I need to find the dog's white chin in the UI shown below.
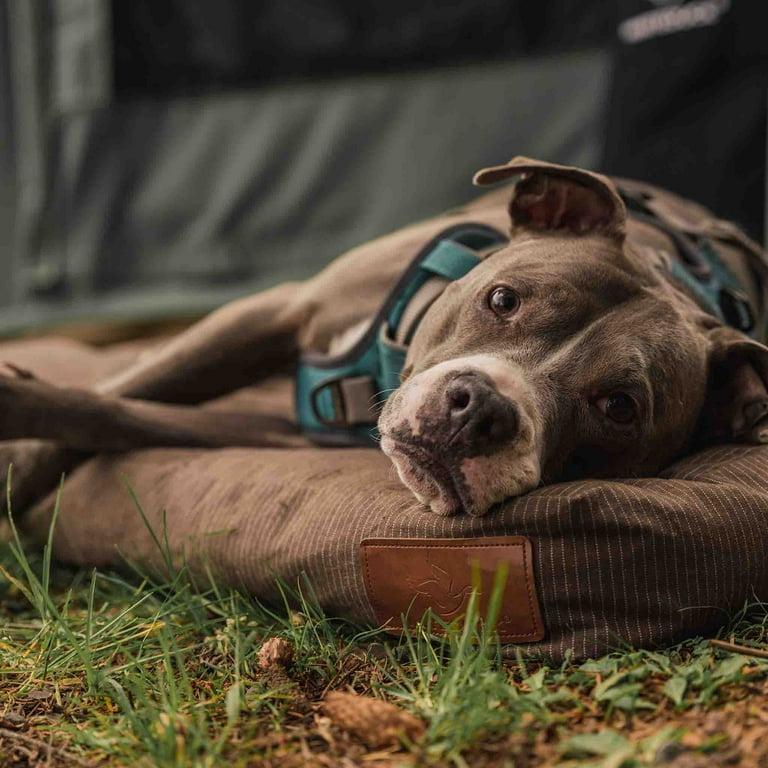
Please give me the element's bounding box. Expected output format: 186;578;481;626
457;453;541;515
381;436;541;516
386;451;462;515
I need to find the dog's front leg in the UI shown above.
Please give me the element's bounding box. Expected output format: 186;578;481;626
98;281;311;402
2;281;313;512
0;372;304;450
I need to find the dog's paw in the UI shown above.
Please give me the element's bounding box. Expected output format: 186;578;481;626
0;362;36;380
0;364;46;412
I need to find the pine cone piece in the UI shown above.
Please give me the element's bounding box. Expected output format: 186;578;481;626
323;691;425;747
257;637;295;670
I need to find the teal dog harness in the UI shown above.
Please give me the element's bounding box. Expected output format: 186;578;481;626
296;205;756;446
619;187;756;335
295;223;507;445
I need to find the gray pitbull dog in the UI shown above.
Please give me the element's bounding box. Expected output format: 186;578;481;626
2;157;768;516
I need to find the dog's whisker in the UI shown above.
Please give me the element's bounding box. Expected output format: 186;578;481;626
369;387;399;404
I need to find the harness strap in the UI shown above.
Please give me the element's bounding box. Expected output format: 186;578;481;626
620;187;756;335
394;277;449;345
296;223;508;445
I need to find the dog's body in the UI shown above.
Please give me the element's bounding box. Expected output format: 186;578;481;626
2;158;768;516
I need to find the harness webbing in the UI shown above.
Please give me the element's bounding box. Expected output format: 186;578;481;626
620;189;755;335
295;224;507;445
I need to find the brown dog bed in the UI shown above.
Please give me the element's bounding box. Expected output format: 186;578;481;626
8;337;768;662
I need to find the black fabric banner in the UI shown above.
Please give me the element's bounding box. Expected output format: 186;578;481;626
602;0;767;242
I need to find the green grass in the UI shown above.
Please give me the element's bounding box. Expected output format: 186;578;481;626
2;496;768;767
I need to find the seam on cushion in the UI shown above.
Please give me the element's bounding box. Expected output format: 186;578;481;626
362;544;380;625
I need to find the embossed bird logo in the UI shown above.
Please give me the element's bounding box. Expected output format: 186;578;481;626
407;555;474;617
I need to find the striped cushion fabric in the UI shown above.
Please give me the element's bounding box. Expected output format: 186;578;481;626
24;435;768;661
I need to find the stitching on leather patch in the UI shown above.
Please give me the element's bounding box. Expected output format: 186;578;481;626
360;536;545;643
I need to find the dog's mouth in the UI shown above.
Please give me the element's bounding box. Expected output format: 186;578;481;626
380;435;472;515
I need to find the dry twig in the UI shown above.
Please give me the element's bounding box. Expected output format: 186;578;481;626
0;726;94;767
710;638;768;660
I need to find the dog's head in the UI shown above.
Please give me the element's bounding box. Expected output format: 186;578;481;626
378;157;768;515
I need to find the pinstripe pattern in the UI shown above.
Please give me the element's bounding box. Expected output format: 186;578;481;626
24;440;768;662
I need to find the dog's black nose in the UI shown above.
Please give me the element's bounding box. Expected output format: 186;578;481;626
443;373;518;456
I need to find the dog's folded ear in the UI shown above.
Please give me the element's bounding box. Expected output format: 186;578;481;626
698;327;768;444
473;156;627;243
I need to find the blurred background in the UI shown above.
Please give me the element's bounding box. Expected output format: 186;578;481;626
0;0;764;341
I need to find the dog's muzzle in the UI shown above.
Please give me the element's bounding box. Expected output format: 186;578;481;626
378;355;542;515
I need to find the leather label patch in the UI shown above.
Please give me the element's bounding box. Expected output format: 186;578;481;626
361;536;544;643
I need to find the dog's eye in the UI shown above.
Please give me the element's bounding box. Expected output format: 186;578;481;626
595;392;638;424
488;286;520;316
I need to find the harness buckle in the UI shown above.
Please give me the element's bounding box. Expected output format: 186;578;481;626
309;375;378;428
719;287;755;333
